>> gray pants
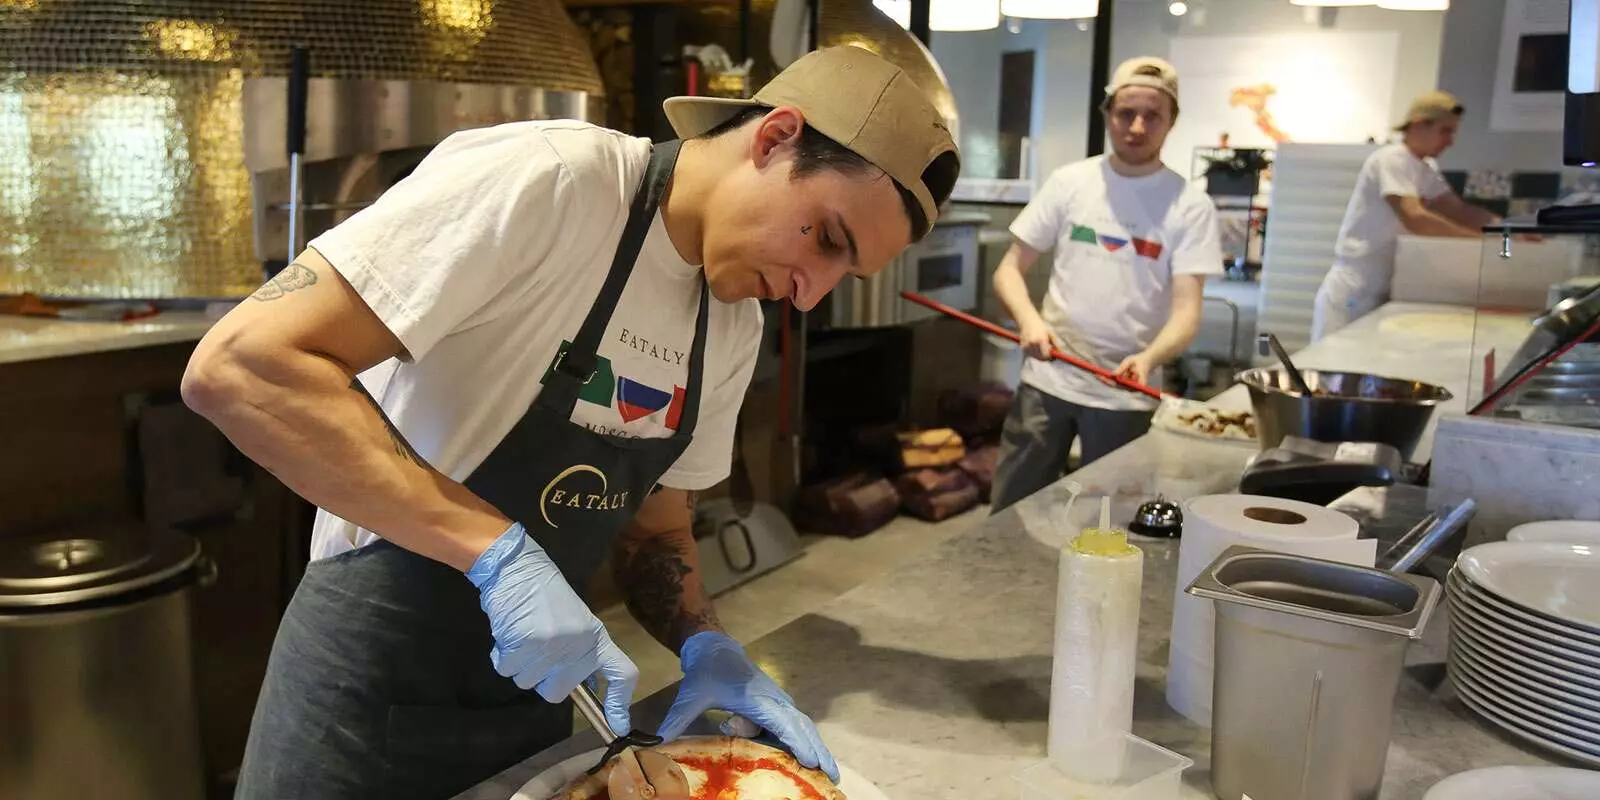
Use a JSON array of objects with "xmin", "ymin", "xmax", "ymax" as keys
[{"xmin": 990, "ymin": 383, "xmax": 1154, "ymax": 513}]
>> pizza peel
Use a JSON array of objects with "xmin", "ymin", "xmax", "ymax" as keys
[
  {"xmin": 898, "ymin": 290, "xmax": 1170, "ymax": 400},
  {"xmin": 511, "ymin": 737, "xmax": 889, "ymax": 800}
]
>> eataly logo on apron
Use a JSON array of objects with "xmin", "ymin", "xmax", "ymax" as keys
[{"xmin": 538, "ymin": 465, "xmax": 630, "ymax": 527}]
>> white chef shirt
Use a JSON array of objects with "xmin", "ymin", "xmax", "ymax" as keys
[
  {"xmin": 1331, "ymin": 143, "xmax": 1453, "ymax": 293},
  {"xmin": 1010, "ymin": 157, "xmax": 1223, "ymax": 411},
  {"xmin": 304, "ymin": 121, "xmax": 763, "ymax": 560}
]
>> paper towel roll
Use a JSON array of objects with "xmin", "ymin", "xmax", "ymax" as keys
[{"xmin": 1164, "ymin": 494, "xmax": 1376, "ymax": 727}]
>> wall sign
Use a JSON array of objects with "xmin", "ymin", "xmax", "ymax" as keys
[{"xmin": 1165, "ymin": 32, "xmax": 1400, "ymax": 171}]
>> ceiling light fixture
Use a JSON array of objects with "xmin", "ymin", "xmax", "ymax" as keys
[
  {"xmin": 1376, "ymin": 0, "xmax": 1449, "ymax": 9},
  {"xmin": 872, "ymin": 0, "xmax": 911, "ymax": 28},
  {"xmin": 1001, "ymin": 0, "xmax": 1099, "ymax": 19},
  {"xmin": 932, "ymin": 0, "xmax": 1002, "ymax": 31},
  {"xmin": 1169, "ymin": 1, "xmax": 1190, "ymax": 16}
]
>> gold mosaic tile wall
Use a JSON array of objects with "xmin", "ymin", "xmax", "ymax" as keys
[{"xmin": 0, "ymin": 0, "xmax": 602, "ymax": 299}]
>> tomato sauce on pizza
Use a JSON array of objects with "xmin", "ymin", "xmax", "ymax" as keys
[
  {"xmin": 553, "ymin": 736, "xmax": 845, "ymax": 800},
  {"xmin": 672, "ymin": 754, "xmax": 831, "ymax": 800}
]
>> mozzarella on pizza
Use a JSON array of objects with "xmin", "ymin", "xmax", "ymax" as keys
[{"xmin": 554, "ymin": 736, "xmax": 846, "ymax": 800}]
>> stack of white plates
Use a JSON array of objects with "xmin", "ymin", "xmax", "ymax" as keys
[
  {"xmin": 1508, "ymin": 520, "xmax": 1600, "ymax": 546},
  {"xmin": 1448, "ymin": 541, "xmax": 1600, "ymax": 766}
]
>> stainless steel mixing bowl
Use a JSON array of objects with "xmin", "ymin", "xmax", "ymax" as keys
[{"xmin": 1235, "ymin": 368, "xmax": 1454, "ymax": 460}]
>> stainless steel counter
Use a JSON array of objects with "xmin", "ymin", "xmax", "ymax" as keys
[{"xmin": 459, "ymin": 302, "xmax": 1560, "ymax": 800}]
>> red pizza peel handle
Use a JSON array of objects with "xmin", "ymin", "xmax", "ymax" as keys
[{"xmin": 898, "ymin": 291, "xmax": 1167, "ymax": 400}]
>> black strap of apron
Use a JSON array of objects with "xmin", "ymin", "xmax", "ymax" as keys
[
  {"xmin": 674, "ymin": 276, "xmax": 711, "ymax": 436},
  {"xmin": 544, "ymin": 139, "xmax": 710, "ymax": 436}
]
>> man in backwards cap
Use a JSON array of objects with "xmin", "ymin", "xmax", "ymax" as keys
[
  {"xmin": 184, "ymin": 45, "xmax": 958, "ymax": 799},
  {"xmin": 1313, "ymin": 90, "xmax": 1500, "ymax": 340},
  {"xmin": 990, "ymin": 57, "xmax": 1222, "ymax": 512}
]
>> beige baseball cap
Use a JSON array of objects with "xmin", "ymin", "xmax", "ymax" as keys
[
  {"xmin": 1105, "ymin": 56, "xmax": 1180, "ymax": 110},
  {"xmin": 1395, "ymin": 90, "xmax": 1464, "ymax": 130},
  {"xmin": 663, "ymin": 45, "xmax": 960, "ymax": 238}
]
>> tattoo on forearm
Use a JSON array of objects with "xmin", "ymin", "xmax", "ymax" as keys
[
  {"xmin": 250, "ymin": 262, "xmax": 318, "ymax": 301},
  {"xmin": 348, "ymin": 378, "xmax": 426, "ymax": 468},
  {"xmin": 614, "ymin": 532, "xmax": 720, "ymax": 652}
]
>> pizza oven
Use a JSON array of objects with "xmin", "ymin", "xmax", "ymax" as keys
[{"xmin": 0, "ymin": 0, "xmax": 603, "ymax": 298}]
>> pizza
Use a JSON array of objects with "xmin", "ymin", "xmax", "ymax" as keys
[{"xmin": 553, "ymin": 736, "xmax": 846, "ymax": 800}]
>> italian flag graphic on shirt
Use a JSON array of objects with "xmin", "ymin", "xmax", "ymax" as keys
[{"xmin": 1068, "ymin": 223, "xmax": 1164, "ymax": 260}]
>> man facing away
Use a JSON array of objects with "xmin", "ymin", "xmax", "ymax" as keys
[{"xmin": 1313, "ymin": 90, "xmax": 1500, "ymax": 340}]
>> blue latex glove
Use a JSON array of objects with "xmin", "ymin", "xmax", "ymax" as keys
[
  {"xmin": 658, "ymin": 631, "xmax": 839, "ymax": 783},
  {"xmin": 466, "ymin": 523, "xmax": 638, "ymax": 735}
]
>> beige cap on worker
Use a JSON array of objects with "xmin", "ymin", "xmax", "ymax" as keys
[
  {"xmin": 1104, "ymin": 56, "xmax": 1180, "ymax": 110},
  {"xmin": 1395, "ymin": 90, "xmax": 1464, "ymax": 130},
  {"xmin": 663, "ymin": 45, "xmax": 960, "ymax": 238}
]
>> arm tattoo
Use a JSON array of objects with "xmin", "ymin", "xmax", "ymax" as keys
[
  {"xmin": 250, "ymin": 261, "xmax": 318, "ymax": 301},
  {"xmin": 348, "ymin": 378, "xmax": 426, "ymax": 468},
  {"xmin": 614, "ymin": 493, "xmax": 719, "ymax": 652}
]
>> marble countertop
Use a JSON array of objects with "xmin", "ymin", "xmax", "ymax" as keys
[
  {"xmin": 0, "ymin": 310, "xmax": 217, "ymax": 366},
  {"xmin": 459, "ymin": 302, "xmax": 1556, "ymax": 800}
]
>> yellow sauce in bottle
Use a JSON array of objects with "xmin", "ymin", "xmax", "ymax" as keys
[{"xmin": 1070, "ymin": 526, "xmax": 1138, "ymax": 557}]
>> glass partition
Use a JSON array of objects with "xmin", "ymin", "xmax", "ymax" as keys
[{"xmin": 1468, "ymin": 222, "xmax": 1600, "ymax": 429}]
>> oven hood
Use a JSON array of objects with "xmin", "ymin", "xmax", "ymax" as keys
[{"xmin": 0, "ymin": 0, "xmax": 604, "ymax": 299}]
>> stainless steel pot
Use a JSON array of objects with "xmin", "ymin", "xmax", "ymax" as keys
[
  {"xmin": 1236, "ymin": 367, "xmax": 1453, "ymax": 461},
  {"xmin": 1188, "ymin": 546, "xmax": 1440, "ymax": 800},
  {"xmin": 0, "ymin": 525, "xmax": 213, "ymax": 800}
]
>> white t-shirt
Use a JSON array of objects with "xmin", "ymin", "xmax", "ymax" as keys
[
  {"xmin": 1010, "ymin": 157, "xmax": 1222, "ymax": 411},
  {"xmin": 1331, "ymin": 143, "xmax": 1452, "ymax": 293},
  {"xmin": 305, "ymin": 121, "xmax": 763, "ymax": 560}
]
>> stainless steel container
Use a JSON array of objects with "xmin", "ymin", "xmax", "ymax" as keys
[
  {"xmin": 1187, "ymin": 546, "xmax": 1439, "ymax": 800},
  {"xmin": 1236, "ymin": 367, "xmax": 1453, "ymax": 460},
  {"xmin": 0, "ymin": 525, "xmax": 212, "ymax": 800}
]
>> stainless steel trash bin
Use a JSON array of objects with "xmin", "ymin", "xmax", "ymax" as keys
[
  {"xmin": 1187, "ymin": 545, "xmax": 1439, "ymax": 800},
  {"xmin": 0, "ymin": 524, "xmax": 213, "ymax": 800}
]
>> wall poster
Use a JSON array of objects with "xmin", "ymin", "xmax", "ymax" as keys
[{"xmin": 1164, "ymin": 32, "xmax": 1400, "ymax": 176}]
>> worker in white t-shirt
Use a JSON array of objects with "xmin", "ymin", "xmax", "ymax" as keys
[
  {"xmin": 181, "ymin": 47, "xmax": 958, "ymax": 798},
  {"xmin": 990, "ymin": 57, "xmax": 1223, "ymax": 512},
  {"xmin": 1312, "ymin": 90, "xmax": 1500, "ymax": 340}
]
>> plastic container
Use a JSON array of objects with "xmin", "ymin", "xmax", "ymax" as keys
[{"xmin": 1016, "ymin": 733, "xmax": 1194, "ymax": 800}]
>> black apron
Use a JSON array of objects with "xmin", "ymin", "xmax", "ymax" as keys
[{"xmin": 235, "ymin": 141, "xmax": 706, "ymax": 800}]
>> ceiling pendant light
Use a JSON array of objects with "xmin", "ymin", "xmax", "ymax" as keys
[
  {"xmin": 932, "ymin": 0, "xmax": 1001, "ymax": 31},
  {"xmin": 1002, "ymin": 0, "xmax": 1100, "ymax": 19},
  {"xmin": 1376, "ymin": 0, "xmax": 1449, "ymax": 9},
  {"xmin": 872, "ymin": 0, "xmax": 912, "ymax": 28}
]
